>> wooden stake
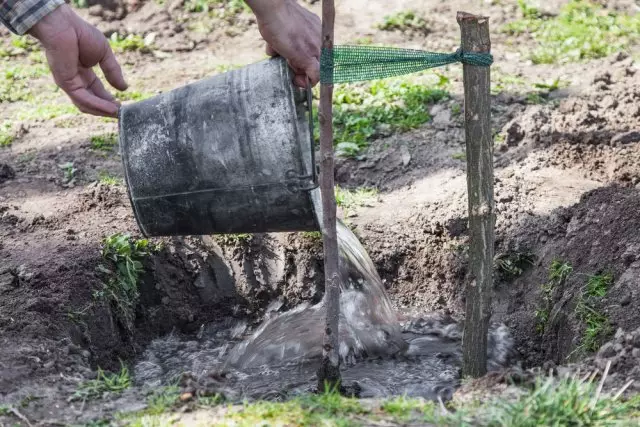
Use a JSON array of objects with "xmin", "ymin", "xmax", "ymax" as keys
[
  {"xmin": 457, "ymin": 11, "xmax": 494, "ymax": 378},
  {"xmin": 317, "ymin": 0, "xmax": 341, "ymax": 390}
]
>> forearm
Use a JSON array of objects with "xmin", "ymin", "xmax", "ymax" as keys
[{"xmin": 0, "ymin": 0, "xmax": 65, "ymax": 35}]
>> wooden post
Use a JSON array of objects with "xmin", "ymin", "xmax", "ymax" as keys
[
  {"xmin": 457, "ymin": 11, "xmax": 494, "ymax": 378},
  {"xmin": 317, "ymin": 0, "xmax": 341, "ymax": 391}
]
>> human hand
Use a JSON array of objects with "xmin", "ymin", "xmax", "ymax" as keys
[
  {"xmin": 247, "ymin": 0, "xmax": 321, "ymax": 87},
  {"xmin": 28, "ymin": 4, "xmax": 127, "ymax": 117}
]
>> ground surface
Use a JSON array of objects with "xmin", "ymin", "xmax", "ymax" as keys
[{"xmin": 1, "ymin": 0, "xmax": 640, "ymax": 425}]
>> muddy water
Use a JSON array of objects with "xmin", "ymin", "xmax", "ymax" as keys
[{"xmin": 135, "ymin": 220, "xmax": 515, "ymax": 401}]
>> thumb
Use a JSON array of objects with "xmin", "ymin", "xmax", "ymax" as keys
[{"xmin": 265, "ymin": 44, "xmax": 278, "ymax": 57}]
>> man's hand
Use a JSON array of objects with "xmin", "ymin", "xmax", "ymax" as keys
[
  {"xmin": 28, "ymin": 4, "xmax": 127, "ymax": 117},
  {"xmin": 246, "ymin": 0, "xmax": 321, "ymax": 88}
]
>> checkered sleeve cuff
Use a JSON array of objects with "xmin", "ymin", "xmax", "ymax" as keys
[{"xmin": 0, "ymin": 0, "xmax": 65, "ymax": 35}]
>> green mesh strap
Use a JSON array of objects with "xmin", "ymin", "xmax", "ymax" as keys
[{"xmin": 320, "ymin": 45, "xmax": 493, "ymax": 84}]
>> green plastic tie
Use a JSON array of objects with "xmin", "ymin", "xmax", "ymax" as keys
[{"xmin": 320, "ymin": 45, "xmax": 493, "ymax": 84}]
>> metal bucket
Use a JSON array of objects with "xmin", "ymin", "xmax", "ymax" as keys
[{"xmin": 118, "ymin": 57, "xmax": 320, "ymax": 237}]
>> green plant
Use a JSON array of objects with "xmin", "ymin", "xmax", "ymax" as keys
[
  {"xmin": 91, "ymin": 133, "xmax": 118, "ymax": 151},
  {"xmin": 0, "ymin": 122, "xmax": 14, "ymax": 147},
  {"xmin": 377, "ymin": 10, "xmax": 429, "ymax": 34},
  {"xmin": 574, "ymin": 272, "xmax": 614, "ymax": 354},
  {"xmin": 536, "ymin": 259, "xmax": 573, "ymax": 333},
  {"xmin": 145, "ymin": 386, "xmax": 180, "ymax": 415},
  {"xmin": 450, "ymin": 102, "xmax": 461, "ymax": 116},
  {"xmin": 71, "ymin": 0, "xmax": 88, "ymax": 7},
  {"xmin": 586, "ymin": 272, "xmax": 613, "ymax": 298},
  {"xmin": 185, "ymin": 0, "xmax": 249, "ymax": 18},
  {"xmin": 98, "ymin": 171, "xmax": 122, "ymax": 186},
  {"xmin": 503, "ymin": 1, "xmax": 640, "ymax": 64},
  {"xmin": 58, "ymin": 162, "xmax": 77, "ymax": 184},
  {"xmin": 334, "ymin": 186, "xmax": 378, "ymax": 216},
  {"xmin": 451, "ymin": 152, "xmax": 466, "ymax": 161},
  {"xmin": 495, "ymin": 251, "xmax": 536, "ymax": 281},
  {"xmin": 71, "ymin": 363, "xmax": 131, "ymax": 402},
  {"xmin": 219, "ymin": 233, "xmax": 253, "ymax": 245},
  {"xmin": 115, "ymin": 90, "xmax": 154, "ymax": 102},
  {"xmin": 320, "ymin": 77, "xmax": 449, "ymax": 156},
  {"xmin": 109, "ymin": 33, "xmax": 151, "ymax": 53},
  {"xmin": 0, "ymin": 405, "xmax": 11, "ymax": 415},
  {"xmin": 381, "ymin": 396, "xmax": 435, "ymax": 422},
  {"xmin": 483, "ymin": 375, "xmax": 639, "ymax": 426},
  {"xmin": 16, "ymin": 102, "xmax": 79, "ymax": 120},
  {"xmin": 97, "ymin": 233, "xmax": 156, "ymax": 332},
  {"xmin": 301, "ymin": 231, "xmax": 322, "ymax": 241}
]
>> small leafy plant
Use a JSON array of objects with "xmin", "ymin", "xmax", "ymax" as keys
[
  {"xmin": 58, "ymin": 162, "xmax": 77, "ymax": 185},
  {"xmin": 70, "ymin": 362, "xmax": 131, "ymax": 402},
  {"xmin": 377, "ymin": 10, "xmax": 429, "ymax": 35},
  {"xmin": 536, "ymin": 259, "xmax": 572, "ymax": 333},
  {"xmin": 91, "ymin": 133, "xmax": 118, "ymax": 151},
  {"xmin": 575, "ymin": 272, "xmax": 614, "ymax": 353},
  {"xmin": 97, "ymin": 233, "xmax": 157, "ymax": 332}
]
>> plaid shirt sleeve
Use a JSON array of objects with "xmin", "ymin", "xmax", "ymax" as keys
[{"xmin": 0, "ymin": 0, "xmax": 65, "ymax": 35}]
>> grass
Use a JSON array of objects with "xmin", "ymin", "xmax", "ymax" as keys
[
  {"xmin": 58, "ymin": 162, "xmax": 77, "ymax": 184},
  {"xmin": 185, "ymin": 0, "xmax": 250, "ymax": 18},
  {"xmin": 575, "ymin": 272, "xmax": 614, "ymax": 354},
  {"xmin": 109, "ymin": 33, "xmax": 151, "ymax": 53},
  {"xmin": 70, "ymin": 363, "xmax": 131, "ymax": 402},
  {"xmin": 451, "ymin": 152, "xmax": 466, "ymax": 161},
  {"xmin": 323, "ymin": 76, "xmax": 449, "ymax": 156},
  {"xmin": 495, "ymin": 251, "xmax": 536, "ymax": 281},
  {"xmin": 114, "ymin": 90, "xmax": 154, "ymax": 102},
  {"xmin": 0, "ymin": 122, "xmax": 13, "ymax": 147},
  {"xmin": 301, "ymin": 231, "xmax": 322, "ymax": 241},
  {"xmin": 98, "ymin": 171, "xmax": 123, "ymax": 186},
  {"xmin": 96, "ymin": 233, "xmax": 156, "ymax": 332},
  {"xmin": 116, "ymin": 378, "xmax": 640, "ymax": 426},
  {"xmin": 502, "ymin": 0, "xmax": 640, "ymax": 64},
  {"xmin": 91, "ymin": 133, "xmax": 119, "ymax": 151},
  {"xmin": 15, "ymin": 102, "xmax": 79, "ymax": 120},
  {"xmin": 536, "ymin": 259, "xmax": 573, "ymax": 333},
  {"xmin": 218, "ymin": 233, "xmax": 253, "ymax": 245},
  {"xmin": 335, "ymin": 186, "xmax": 378, "ymax": 216},
  {"xmin": 376, "ymin": 10, "xmax": 429, "ymax": 34}
]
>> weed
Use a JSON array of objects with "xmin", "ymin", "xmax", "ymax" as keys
[
  {"xmin": 536, "ymin": 259, "xmax": 573, "ymax": 333},
  {"xmin": 67, "ymin": 305, "xmax": 92, "ymax": 327},
  {"xmin": 71, "ymin": 0, "xmax": 88, "ymax": 7},
  {"xmin": 10, "ymin": 36, "xmax": 38, "ymax": 52},
  {"xmin": 185, "ymin": 0, "xmax": 249, "ymax": 18},
  {"xmin": 0, "ymin": 405, "xmax": 10, "ymax": 415},
  {"xmin": 322, "ymin": 77, "xmax": 448, "ymax": 156},
  {"xmin": 115, "ymin": 90, "xmax": 154, "ymax": 102},
  {"xmin": 219, "ymin": 233, "xmax": 253, "ymax": 245},
  {"xmin": 91, "ymin": 133, "xmax": 118, "ymax": 151},
  {"xmin": 58, "ymin": 162, "xmax": 77, "ymax": 184},
  {"xmin": 574, "ymin": 272, "xmax": 614, "ymax": 353},
  {"xmin": 97, "ymin": 233, "xmax": 156, "ymax": 332},
  {"xmin": 451, "ymin": 152, "xmax": 466, "ymax": 161},
  {"xmin": 335, "ymin": 186, "xmax": 378, "ymax": 216},
  {"xmin": 0, "ymin": 122, "xmax": 14, "ymax": 147},
  {"xmin": 16, "ymin": 102, "xmax": 78, "ymax": 120},
  {"xmin": 377, "ymin": 10, "xmax": 429, "ymax": 34},
  {"xmin": 549, "ymin": 259, "xmax": 573, "ymax": 283},
  {"xmin": 98, "ymin": 171, "xmax": 123, "ymax": 186},
  {"xmin": 586, "ymin": 272, "xmax": 613, "ymax": 298},
  {"xmin": 71, "ymin": 363, "xmax": 131, "ymax": 402},
  {"xmin": 109, "ymin": 33, "xmax": 151, "ymax": 53},
  {"xmin": 196, "ymin": 394, "xmax": 224, "ymax": 407},
  {"xmin": 495, "ymin": 251, "xmax": 536, "ymax": 281},
  {"xmin": 145, "ymin": 386, "xmax": 180, "ymax": 415},
  {"xmin": 503, "ymin": 0, "xmax": 640, "ymax": 64},
  {"xmin": 450, "ymin": 102, "xmax": 461, "ymax": 116},
  {"xmin": 301, "ymin": 231, "xmax": 322, "ymax": 241},
  {"xmin": 482, "ymin": 375, "xmax": 639, "ymax": 426},
  {"xmin": 353, "ymin": 36, "xmax": 373, "ymax": 45},
  {"xmin": 381, "ymin": 396, "xmax": 435, "ymax": 422}
]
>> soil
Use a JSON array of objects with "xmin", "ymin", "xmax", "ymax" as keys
[{"xmin": 1, "ymin": 0, "xmax": 640, "ymax": 425}]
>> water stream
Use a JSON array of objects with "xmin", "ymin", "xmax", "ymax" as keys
[{"xmin": 135, "ymin": 217, "xmax": 515, "ymax": 401}]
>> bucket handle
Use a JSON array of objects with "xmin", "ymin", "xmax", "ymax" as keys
[{"xmin": 285, "ymin": 78, "xmax": 319, "ymax": 193}]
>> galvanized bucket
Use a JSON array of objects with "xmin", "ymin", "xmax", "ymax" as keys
[{"xmin": 118, "ymin": 57, "xmax": 320, "ymax": 237}]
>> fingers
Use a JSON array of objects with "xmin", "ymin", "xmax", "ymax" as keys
[
  {"xmin": 305, "ymin": 58, "xmax": 320, "ymax": 86},
  {"xmin": 99, "ymin": 40, "xmax": 128, "ymax": 91},
  {"xmin": 66, "ymin": 82, "xmax": 119, "ymax": 117},
  {"xmin": 265, "ymin": 44, "xmax": 278, "ymax": 57}
]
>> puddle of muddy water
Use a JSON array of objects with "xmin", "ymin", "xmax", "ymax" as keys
[{"xmin": 135, "ymin": 220, "xmax": 516, "ymax": 401}]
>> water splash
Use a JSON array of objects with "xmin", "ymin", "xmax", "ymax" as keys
[{"xmin": 134, "ymin": 218, "xmax": 516, "ymax": 401}]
